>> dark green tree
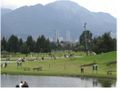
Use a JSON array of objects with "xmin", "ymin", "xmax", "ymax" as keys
[
  {"xmin": 101, "ymin": 32, "xmax": 115, "ymax": 52},
  {"xmin": 35, "ymin": 36, "xmax": 42, "ymax": 52},
  {"xmin": 7, "ymin": 35, "xmax": 19, "ymax": 52},
  {"xmin": 40, "ymin": 35, "xmax": 46, "ymax": 52},
  {"xmin": 50, "ymin": 42, "xmax": 57, "ymax": 50},
  {"xmin": 18, "ymin": 38, "xmax": 23, "ymax": 52},
  {"xmin": 44, "ymin": 38, "xmax": 51, "ymax": 52},
  {"xmin": 79, "ymin": 30, "xmax": 93, "ymax": 55},
  {"xmin": 1, "ymin": 37, "xmax": 7, "ymax": 51},
  {"xmin": 35, "ymin": 35, "xmax": 51, "ymax": 53},
  {"xmin": 26, "ymin": 36, "xmax": 34, "ymax": 52},
  {"xmin": 92, "ymin": 32, "xmax": 116, "ymax": 53},
  {"xmin": 20, "ymin": 43, "xmax": 29, "ymax": 54}
]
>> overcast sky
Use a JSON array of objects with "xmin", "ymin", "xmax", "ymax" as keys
[{"xmin": 1, "ymin": 0, "xmax": 119, "ymax": 17}]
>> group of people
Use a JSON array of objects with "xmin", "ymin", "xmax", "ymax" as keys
[
  {"xmin": 16, "ymin": 81, "xmax": 29, "ymax": 87},
  {"xmin": 16, "ymin": 58, "xmax": 25, "ymax": 67},
  {"xmin": 80, "ymin": 63, "xmax": 98, "ymax": 74},
  {"xmin": 1, "ymin": 62, "xmax": 7, "ymax": 68},
  {"xmin": 92, "ymin": 63, "xmax": 98, "ymax": 71}
]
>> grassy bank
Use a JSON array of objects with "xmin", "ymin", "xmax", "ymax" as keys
[{"xmin": 1, "ymin": 51, "xmax": 117, "ymax": 79}]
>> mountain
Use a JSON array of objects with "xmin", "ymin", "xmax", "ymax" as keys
[
  {"xmin": 1, "ymin": 8, "xmax": 12, "ymax": 15},
  {"xmin": 1, "ymin": 1, "xmax": 116, "ymax": 41}
]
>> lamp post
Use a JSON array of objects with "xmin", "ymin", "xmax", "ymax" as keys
[{"xmin": 84, "ymin": 23, "xmax": 88, "ymax": 55}]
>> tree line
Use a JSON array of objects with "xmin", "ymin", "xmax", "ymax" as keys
[
  {"xmin": 78, "ymin": 31, "xmax": 116, "ymax": 54},
  {"xmin": 1, "ymin": 35, "xmax": 51, "ymax": 53},
  {"xmin": 1, "ymin": 31, "xmax": 116, "ymax": 54}
]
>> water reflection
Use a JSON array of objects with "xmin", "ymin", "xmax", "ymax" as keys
[
  {"xmin": 98, "ymin": 78, "xmax": 115, "ymax": 87},
  {"xmin": 1, "ymin": 74, "xmax": 116, "ymax": 87},
  {"xmin": 92, "ymin": 79, "xmax": 98, "ymax": 87}
]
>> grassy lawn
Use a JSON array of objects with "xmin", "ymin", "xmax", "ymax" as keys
[{"xmin": 1, "ymin": 51, "xmax": 117, "ymax": 79}]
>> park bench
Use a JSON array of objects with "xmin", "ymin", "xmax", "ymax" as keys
[
  {"xmin": 81, "ymin": 63, "xmax": 95, "ymax": 67},
  {"xmin": 107, "ymin": 70, "xmax": 116, "ymax": 75},
  {"xmin": 32, "ymin": 67, "xmax": 42, "ymax": 71},
  {"xmin": 23, "ymin": 67, "xmax": 30, "ymax": 71}
]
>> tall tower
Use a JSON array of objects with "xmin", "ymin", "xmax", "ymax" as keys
[
  {"xmin": 83, "ymin": 22, "xmax": 88, "ymax": 55},
  {"xmin": 66, "ymin": 31, "xmax": 71, "ymax": 42},
  {"xmin": 55, "ymin": 30, "xmax": 59, "ymax": 42}
]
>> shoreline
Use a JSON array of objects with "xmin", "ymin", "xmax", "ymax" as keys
[{"xmin": 1, "ymin": 72, "xmax": 116, "ymax": 80}]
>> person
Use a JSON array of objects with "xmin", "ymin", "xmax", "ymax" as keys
[
  {"xmin": 95, "ymin": 64, "xmax": 98, "ymax": 71},
  {"xmin": 16, "ymin": 59, "xmax": 19, "ymax": 67},
  {"xmin": 16, "ymin": 81, "xmax": 29, "ymax": 88},
  {"xmin": 22, "ymin": 81, "xmax": 29, "ymax": 87},
  {"xmin": 93, "ymin": 63, "xmax": 98, "ymax": 71},
  {"xmin": 2, "ymin": 62, "xmax": 7, "ymax": 68},
  {"xmin": 4, "ymin": 62, "xmax": 7, "ymax": 68},
  {"xmin": 80, "ymin": 66, "xmax": 84, "ymax": 74},
  {"xmin": 22, "ymin": 57, "xmax": 25, "ymax": 62},
  {"xmin": 16, "ymin": 58, "xmax": 22, "ymax": 67},
  {"xmin": 19, "ymin": 81, "xmax": 24, "ymax": 88},
  {"xmin": 42, "ymin": 57, "xmax": 44, "ymax": 60}
]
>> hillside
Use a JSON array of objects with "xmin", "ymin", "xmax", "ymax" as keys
[{"xmin": 1, "ymin": 1, "xmax": 116, "ymax": 40}]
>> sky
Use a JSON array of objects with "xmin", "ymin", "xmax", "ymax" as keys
[{"xmin": 1, "ymin": 0, "xmax": 119, "ymax": 18}]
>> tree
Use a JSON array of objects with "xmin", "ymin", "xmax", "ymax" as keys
[
  {"xmin": 1, "ymin": 37, "xmax": 7, "ymax": 51},
  {"xmin": 44, "ymin": 38, "xmax": 51, "ymax": 52},
  {"xmin": 102, "ymin": 32, "xmax": 115, "ymax": 52},
  {"xmin": 92, "ymin": 32, "xmax": 116, "ymax": 53},
  {"xmin": 26, "ymin": 36, "xmax": 34, "ymax": 52},
  {"xmin": 7, "ymin": 35, "xmax": 19, "ymax": 52},
  {"xmin": 79, "ymin": 30, "xmax": 93, "ymax": 55},
  {"xmin": 18, "ymin": 38, "xmax": 23, "ymax": 52},
  {"xmin": 50, "ymin": 42, "xmax": 57, "ymax": 50},
  {"xmin": 35, "ymin": 36, "xmax": 42, "ymax": 52},
  {"xmin": 40, "ymin": 35, "xmax": 46, "ymax": 52},
  {"xmin": 20, "ymin": 43, "xmax": 29, "ymax": 54},
  {"xmin": 35, "ymin": 35, "xmax": 51, "ymax": 53},
  {"xmin": 112, "ymin": 38, "xmax": 116, "ymax": 51}
]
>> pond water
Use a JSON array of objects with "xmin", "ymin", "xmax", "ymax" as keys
[{"xmin": 1, "ymin": 74, "xmax": 116, "ymax": 87}]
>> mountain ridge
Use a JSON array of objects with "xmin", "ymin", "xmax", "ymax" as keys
[{"xmin": 1, "ymin": 1, "xmax": 116, "ymax": 41}]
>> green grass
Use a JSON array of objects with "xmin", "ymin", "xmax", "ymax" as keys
[{"xmin": 1, "ymin": 51, "xmax": 116, "ymax": 79}]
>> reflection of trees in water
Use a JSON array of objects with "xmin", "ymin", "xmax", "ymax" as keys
[
  {"xmin": 80, "ymin": 77, "xmax": 115, "ymax": 87},
  {"xmin": 98, "ymin": 79, "xmax": 115, "ymax": 87}
]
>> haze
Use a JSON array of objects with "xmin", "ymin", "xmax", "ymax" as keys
[{"xmin": 1, "ymin": 0, "xmax": 119, "ymax": 18}]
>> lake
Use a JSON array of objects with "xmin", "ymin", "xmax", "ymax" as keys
[{"xmin": 1, "ymin": 74, "xmax": 116, "ymax": 87}]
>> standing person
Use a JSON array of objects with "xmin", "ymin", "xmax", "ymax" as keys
[
  {"xmin": 92, "ymin": 64, "xmax": 95, "ymax": 71},
  {"xmin": 80, "ymin": 66, "xmax": 84, "ymax": 74},
  {"xmin": 4, "ymin": 62, "xmax": 7, "ymax": 68},
  {"xmin": 19, "ymin": 58, "xmax": 22, "ymax": 67},
  {"xmin": 22, "ymin": 57, "xmax": 25, "ymax": 62},
  {"xmin": 16, "ymin": 58, "xmax": 22, "ymax": 67},
  {"xmin": 92, "ymin": 63, "xmax": 98, "ymax": 72},
  {"xmin": 16, "ymin": 58, "xmax": 19, "ymax": 67},
  {"xmin": 42, "ymin": 57, "xmax": 44, "ymax": 60},
  {"xmin": 95, "ymin": 64, "xmax": 98, "ymax": 71},
  {"xmin": 16, "ymin": 58, "xmax": 20, "ymax": 67}
]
